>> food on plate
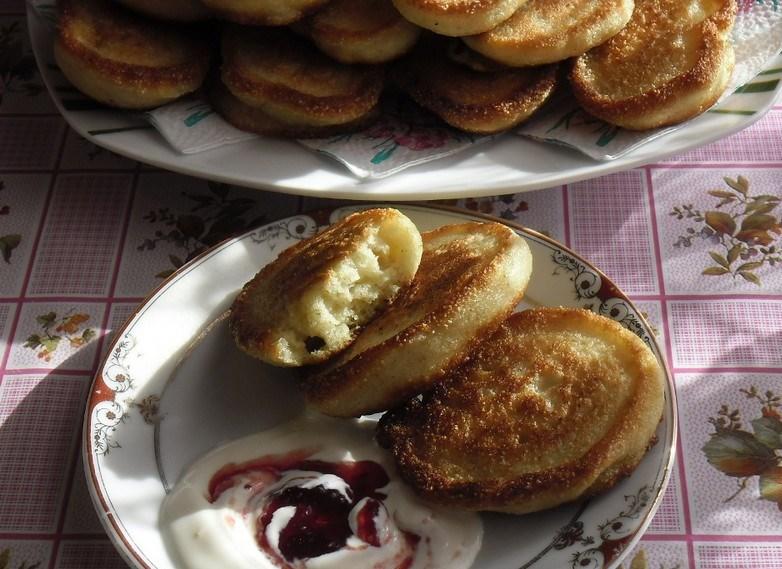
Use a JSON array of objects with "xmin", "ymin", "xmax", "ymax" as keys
[
  {"xmin": 54, "ymin": 0, "xmax": 210, "ymax": 109},
  {"xmin": 463, "ymin": 0, "xmax": 635, "ymax": 67},
  {"xmin": 303, "ymin": 221, "xmax": 533, "ymax": 417},
  {"xmin": 200, "ymin": 0, "xmax": 330, "ymax": 25},
  {"xmin": 391, "ymin": 0, "xmax": 529, "ymax": 36},
  {"xmin": 297, "ymin": 0, "xmax": 422, "ymax": 64},
  {"xmin": 220, "ymin": 26, "xmax": 385, "ymax": 129},
  {"xmin": 229, "ymin": 208, "xmax": 423, "ymax": 367},
  {"xmin": 114, "ymin": 0, "xmax": 211, "ymax": 21},
  {"xmin": 377, "ymin": 307, "xmax": 665, "ymax": 513},
  {"xmin": 393, "ymin": 39, "xmax": 558, "ymax": 134},
  {"xmin": 160, "ymin": 415, "xmax": 482, "ymax": 569},
  {"xmin": 569, "ymin": 0, "xmax": 737, "ymax": 130},
  {"xmin": 209, "ymin": 80, "xmax": 380, "ymax": 137}
]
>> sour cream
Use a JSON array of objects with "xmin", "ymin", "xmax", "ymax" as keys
[{"xmin": 160, "ymin": 414, "xmax": 482, "ymax": 569}]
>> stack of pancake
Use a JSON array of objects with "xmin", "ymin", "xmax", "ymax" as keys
[
  {"xmin": 55, "ymin": 0, "xmax": 737, "ymax": 137},
  {"xmin": 229, "ymin": 207, "xmax": 667, "ymax": 515}
]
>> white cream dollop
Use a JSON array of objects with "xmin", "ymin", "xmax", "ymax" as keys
[{"xmin": 160, "ymin": 415, "xmax": 482, "ymax": 569}]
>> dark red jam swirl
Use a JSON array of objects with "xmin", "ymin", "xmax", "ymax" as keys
[{"xmin": 207, "ymin": 452, "xmax": 393, "ymax": 565}]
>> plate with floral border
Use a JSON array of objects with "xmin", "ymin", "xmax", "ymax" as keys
[
  {"xmin": 83, "ymin": 204, "xmax": 676, "ymax": 569},
  {"xmin": 27, "ymin": 1, "xmax": 782, "ymax": 200}
]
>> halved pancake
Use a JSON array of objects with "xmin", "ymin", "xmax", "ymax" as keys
[
  {"xmin": 377, "ymin": 307, "xmax": 666, "ymax": 513},
  {"xmin": 299, "ymin": 0, "xmax": 421, "ymax": 64},
  {"xmin": 209, "ymin": 79, "xmax": 380, "ymax": 137},
  {"xmin": 391, "ymin": 0, "xmax": 529, "ymax": 36},
  {"xmin": 464, "ymin": 0, "xmax": 635, "ymax": 67},
  {"xmin": 114, "ymin": 0, "xmax": 211, "ymax": 21},
  {"xmin": 221, "ymin": 26, "xmax": 385, "ymax": 127},
  {"xmin": 55, "ymin": 0, "xmax": 210, "ymax": 109},
  {"xmin": 230, "ymin": 208, "xmax": 423, "ymax": 367},
  {"xmin": 569, "ymin": 0, "xmax": 736, "ymax": 130},
  {"xmin": 303, "ymin": 222, "xmax": 533, "ymax": 417},
  {"xmin": 200, "ymin": 0, "xmax": 329, "ymax": 25},
  {"xmin": 393, "ymin": 40, "xmax": 558, "ymax": 133}
]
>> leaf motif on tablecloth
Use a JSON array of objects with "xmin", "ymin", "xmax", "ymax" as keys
[
  {"xmin": 22, "ymin": 310, "xmax": 95, "ymax": 362},
  {"xmin": 0, "ymin": 548, "xmax": 41, "ymax": 569},
  {"xmin": 0, "ymin": 181, "xmax": 21, "ymax": 264},
  {"xmin": 703, "ymin": 386, "xmax": 782, "ymax": 509},
  {"xmin": 670, "ymin": 176, "xmax": 782, "ymax": 286},
  {"xmin": 0, "ymin": 21, "xmax": 45, "ymax": 108},
  {"xmin": 137, "ymin": 182, "xmax": 267, "ymax": 278}
]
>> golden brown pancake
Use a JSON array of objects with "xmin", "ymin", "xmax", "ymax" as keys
[
  {"xmin": 230, "ymin": 208, "xmax": 423, "ymax": 367},
  {"xmin": 221, "ymin": 26, "xmax": 385, "ymax": 127},
  {"xmin": 114, "ymin": 0, "xmax": 211, "ymax": 21},
  {"xmin": 298, "ymin": 0, "xmax": 421, "ymax": 64},
  {"xmin": 569, "ymin": 0, "xmax": 736, "ymax": 130},
  {"xmin": 303, "ymin": 221, "xmax": 533, "ymax": 417},
  {"xmin": 55, "ymin": 0, "xmax": 210, "ymax": 109},
  {"xmin": 377, "ymin": 307, "xmax": 666, "ymax": 513},
  {"xmin": 391, "ymin": 0, "xmax": 529, "ymax": 36},
  {"xmin": 200, "ymin": 0, "xmax": 329, "ymax": 25},
  {"xmin": 393, "ymin": 39, "xmax": 558, "ymax": 134},
  {"xmin": 464, "ymin": 0, "xmax": 635, "ymax": 67},
  {"xmin": 209, "ymin": 80, "xmax": 380, "ymax": 138}
]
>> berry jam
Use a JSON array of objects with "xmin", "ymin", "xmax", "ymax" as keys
[{"xmin": 208, "ymin": 454, "xmax": 394, "ymax": 565}]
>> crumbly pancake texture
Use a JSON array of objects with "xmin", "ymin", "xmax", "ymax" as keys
[
  {"xmin": 201, "ymin": 0, "xmax": 329, "ymax": 25},
  {"xmin": 377, "ymin": 307, "xmax": 666, "ymax": 513},
  {"xmin": 394, "ymin": 40, "xmax": 558, "ymax": 133},
  {"xmin": 392, "ymin": 0, "xmax": 529, "ymax": 36},
  {"xmin": 229, "ymin": 208, "xmax": 423, "ymax": 367},
  {"xmin": 209, "ymin": 80, "xmax": 380, "ymax": 138},
  {"xmin": 299, "ymin": 0, "xmax": 422, "ymax": 64},
  {"xmin": 303, "ymin": 222, "xmax": 533, "ymax": 417},
  {"xmin": 464, "ymin": 0, "xmax": 635, "ymax": 67},
  {"xmin": 114, "ymin": 0, "xmax": 211, "ymax": 21},
  {"xmin": 570, "ymin": 0, "xmax": 737, "ymax": 130},
  {"xmin": 221, "ymin": 27, "xmax": 385, "ymax": 127},
  {"xmin": 55, "ymin": 0, "xmax": 210, "ymax": 109}
]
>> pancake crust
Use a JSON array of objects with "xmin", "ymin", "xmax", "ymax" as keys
[
  {"xmin": 299, "ymin": 0, "xmax": 422, "ymax": 64},
  {"xmin": 221, "ymin": 27, "xmax": 385, "ymax": 127},
  {"xmin": 391, "ymin": 0, "xmax": 529, "ymax": 36},
  {"xmin": 569, "ymin": 0, "xmax": 737, "ymax": 130},
  {"xmin": 230, "ymin": 208, "xmax": 423, "ymax": 367},
  {"xmin": 55, "ymin": 0, "xmax": 210, "ymax": 109},
  {"xmin": 209, "ymin": 80, "xmax": 380, "ymax": 138},
  {"xmin": 303, "ymin": 221, "xmax": 533, "ymax": 417},
  {"xmin": 200, "ymin": 0, "xmax": 329, "ymax": 25},
  {"xmin": 393, "ymin": 40, "xmax": 558, "ymax": 134},
  {"xmin": 377, "ymin": 307, "xmax": 666, "ymax": 513},
  {"xmin": 114, "ymin": 0, "xmax": 211, "ymax": 21},
  {"xmin": 464, "ymin": 0, "xmax": 635, "ymax": 66}
]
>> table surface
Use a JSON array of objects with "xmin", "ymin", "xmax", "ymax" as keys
[{"xmin": 2, "ymin": 3, "xmax": 782, "ymax": 569}]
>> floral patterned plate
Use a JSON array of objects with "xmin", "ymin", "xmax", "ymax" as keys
[{"xmin": 84, "ymin": 205, "xmax": 676, "ymax": 569}]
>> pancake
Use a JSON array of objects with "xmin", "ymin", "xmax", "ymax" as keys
[
  {"xmin": 377, "ymin": 307, "xmax": 666, "ymax": 513},
  {"xmin": 464, "ymin": 0, "xmax": 635, "ymax": 67},
  {"xmin": 303, "ymin": 221, "xmax": 533, "ymax": 417},
  {"xmin": 299, "ymin": 0, "xmax": 421, "ymax": 64},
  {"xmin": 209, "ymin": 79, "xmax": 380, "ymax": 137},
  {"xmin": 200, "ymin": 0, "xmax": 329, "ymax": 25},
  {"xmin": 114, "ymin": 0, "xmax": 211, "ymax": 21},
  {"xmin": 221, "ymin": 26, "xmax": 385, "ymax": 127},
  {"xmin": 391, "ymin": 0, "xmax": 529, "ymax": 36},
  {"xmin": 55, "ymin": 0, "xmax": 210, "ymax": 109},
  {"xmin": 229, "ymin": 208, "xmax": 423, "ymax": 367},
  {"xmin": 393, "ymin": 39, "xmax": 558, "ymax": 133},
  {"xmin": 569, "ymin": 0, "xmax": 736, "ymax": 130}
]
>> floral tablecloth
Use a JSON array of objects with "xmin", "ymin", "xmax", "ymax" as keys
[{"xmin": 2, "ymin": 2, "xmax": 782, "ymax": 569}]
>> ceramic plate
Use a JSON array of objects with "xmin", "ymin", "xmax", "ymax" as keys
[
  {"xmin": 83, "ymin": 205, "xmax": 676, "ymax": 569},
  {"xmin": 27, "ymin": 5, "xmax": 782, "ymax": 200}
]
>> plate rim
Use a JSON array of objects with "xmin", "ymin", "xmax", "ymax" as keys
[
  {"xmin": 26, "ymin": 4, "xmax": 782, "ymax": 200},
  {"xmin": 81, "ymin": 203, "xmax": 678, "ymax": 569}
]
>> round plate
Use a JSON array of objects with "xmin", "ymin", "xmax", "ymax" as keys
[
  {"xmin": 27, "ymin": 5, "xmax": 782, "ymax": 200},
  {"xmin": 84, "ymin": 205, "xmax": 676, "ymax": 569}
]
